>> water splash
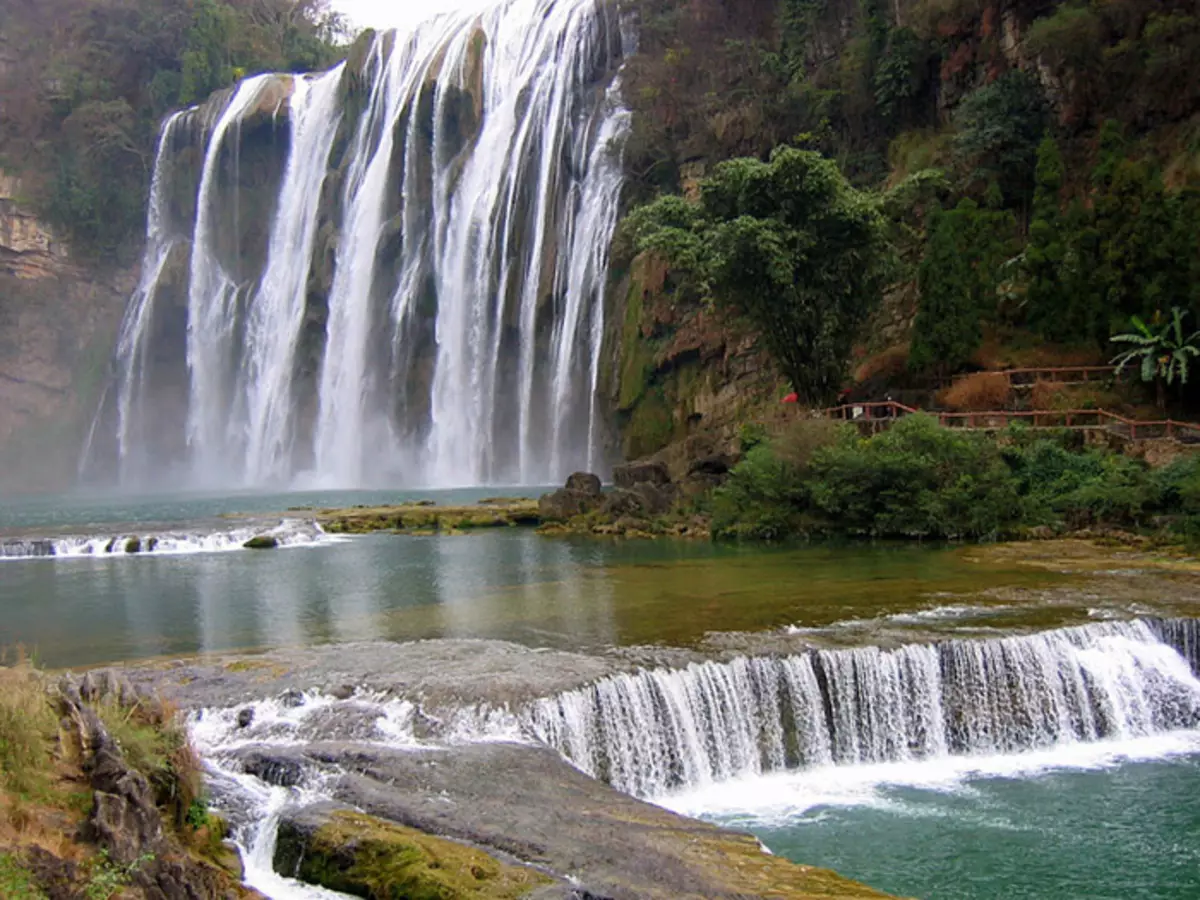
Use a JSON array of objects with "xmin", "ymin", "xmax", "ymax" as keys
[{"xmin": 527, "ymin": 621, "xmax": 1200, "ymax": 798}]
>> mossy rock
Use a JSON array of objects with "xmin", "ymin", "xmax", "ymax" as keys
[
  {"xmin": 243, "ymin": 536, "xmax": 280, "ymax": 550},
  {"xmin": 289, "ymin": 811, "xmax": 550, "ymax": 899}
]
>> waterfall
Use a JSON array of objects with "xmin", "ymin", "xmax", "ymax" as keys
[
  {"xmin": 242, "ymin": 68, "xmax": 345, "ymax": 484},
  {"xmin": 93, "ymin": 0, "xmax": 628, "ymax": 491},
  {"xmin": 106, "ymin": 111, "xmax": 185, "ymax": 480},
  {"xmin": 185, "ymin": 75, "xmax": 275, "ymax": 481},
  {"xmin": 527, "ymin": 620, "xmax": 1200, "ymax": 798}
]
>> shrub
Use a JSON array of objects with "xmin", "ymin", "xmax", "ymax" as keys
[
  {"xmin": 807, "ymin": 414, "xmax": 1023, "ymax": 539},
  {"xmin": 938, "ymin": 372, "xmax": 1013, "ymax": 411}
]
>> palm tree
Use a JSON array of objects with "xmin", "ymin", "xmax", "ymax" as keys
[{"xmin": 1110, "ymin": 307, "xmax": 1200, "ymax": 410}]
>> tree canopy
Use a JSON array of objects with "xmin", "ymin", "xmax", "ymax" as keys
[
  {"xmin": 0, "ymin": 0, "xmax": 349, "ymax": 260},
  {"xmin": 622, "ymin": 147, "xmax": 890, "ymax": 404}
]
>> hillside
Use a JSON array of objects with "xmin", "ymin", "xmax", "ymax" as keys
[
  {"xmin": 0, "ymin": 0, "xmax": 1198, "ymax": 488},
  {"xmin": 611, "ymin": 0, "xmax": 1200, "ymax": 470}
]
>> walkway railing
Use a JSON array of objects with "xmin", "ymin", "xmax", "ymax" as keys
[
  {"xmin": 821, "ymin": 401, "xmax": 1200, "ymax": 442},
  {"xmin": 949, "ymin": 366, "xmax": 1121, "ymax": 388}
]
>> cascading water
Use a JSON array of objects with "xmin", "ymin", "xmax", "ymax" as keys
[
  {"xmin": 90, "ymin": 0, "xmax": 629, "ymax": 490},
  {"xmin": 527, "ymin": 620, "xmax": 1200, "ymax": 798}
]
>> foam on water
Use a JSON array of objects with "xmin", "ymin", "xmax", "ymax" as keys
[
  {"xmin": 0, "ymin": 519, "xmax": 337, "ymax": 561},
  {"xmin": 661, "ymin": 730, "xmax": 1200, "ymax": 825}
]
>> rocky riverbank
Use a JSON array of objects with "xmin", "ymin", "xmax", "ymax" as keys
[{"xmin": 108, "ymin": 640, "xmax": 895, "ymax": 900}]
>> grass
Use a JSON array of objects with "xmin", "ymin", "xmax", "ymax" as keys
[
  {"xmin": 0, "ymin": 853, "xmax": 45, "ymax": 900},
  {"xmin": 0, "ymin": 663, "xmax": 58, "ymax": 799},
  {"xmin": 94, "ymin": 697, "xmax": 201, "ymax": 829}
]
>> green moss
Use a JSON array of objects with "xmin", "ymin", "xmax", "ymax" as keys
[
  {"xmin": 317, "ymin": 501, "xmax": 541, "ymax": 535},
  {"xmin": 617, "ymin": 258, "xmax": 658, "ymax": 412},
  {"xmin": 622, "ymin": 385, "xmax": 675, "ymax": 460},
  {"xmin": 243, "ymin": 536, "xmax": 280, "ymax": 550},
  {"xmin": 300, "ymin": 812, "xmax": 549, "ymax": 899}
]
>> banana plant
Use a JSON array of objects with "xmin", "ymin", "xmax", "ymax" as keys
[{"xmin": 1111, "ymin": 307, "xmax": 1200, "ymax": 409}]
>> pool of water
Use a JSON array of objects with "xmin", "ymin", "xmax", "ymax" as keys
[{"xmin": 680, "ymin": 739, "xmax": 1200, "ymax": 899}]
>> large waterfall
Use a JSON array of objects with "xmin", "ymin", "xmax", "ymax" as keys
[
  {"xmin": 527, "ymin": 620, "xmax": 1200, "ymax": 798},
  {"xmin": 86, "ymin": 0, "xmax": 629, "ymax": 489}
]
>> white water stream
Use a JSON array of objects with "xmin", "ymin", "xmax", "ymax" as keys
[
  {"xmin": 94, "ymin": 0, "xmax": 629, "ymax": 491},
  {"xmin": 185, "ymin": 619, "xmax": 1200, "ymax": 896}
]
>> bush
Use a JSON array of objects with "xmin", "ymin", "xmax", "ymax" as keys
[
  {"xmin": 714, "ymin": 415, "xmax": 1183, "ymax": 542},
  {"xmin": 807, "ymin": 414, "xmax": 1023, "ymax": 539},
  {"xmin": 938, "ymin": 372, "xmax": 1012, "ymax": 411}
]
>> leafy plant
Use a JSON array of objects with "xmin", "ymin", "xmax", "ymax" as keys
[
  {"xmin": 1110, "ymin": 307, "xmax": 1200, "ymax": 408},
  {"xmin": 623, "ymin": 147, "xmax": 891, "ymax": 404},
  {"xmin": 86, "ymin": 850, "xmax": 154, "ymax": 900}
]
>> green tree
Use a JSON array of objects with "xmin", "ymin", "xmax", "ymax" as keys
[
  {"xmin": 909, "ymin": 198, "xmax": 1017, "ymax": 377},
  {"xmin": 954, "ymin": 70, "xmax": 1050, "ymax": 211},
  {"xmin": 909, "ymin": 207, "xmax": 978, "ymax": 377},
  {"xmin": 624, "ymin": 146, "xmax": 890, "ymax": 404},
  {"xmin": 1110, "ymin": 307, "xmax": 1200, "ymax": 409}
]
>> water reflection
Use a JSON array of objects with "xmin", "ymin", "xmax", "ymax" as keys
[{"xmin": 0, "ymin": 532, "xmax": 1086, "ymax": 669}]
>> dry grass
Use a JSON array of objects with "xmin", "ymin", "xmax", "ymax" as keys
[
  {"xmin": 938, "ymin": 372, "xmax": 1013, "ymax": 411},
  {"xmin": 853, "ymin": 343, "xmax": 910, "ymax": 385},
  {"xmin": 1029, "ymin": 381, "xmax": 1135, "ymax": 414},
  {"xmin": 0, "ymin": 663, "xmax": 58, "ymax": 799},
  {"xmin": 971, "ymin": 332, "xmax": 1105, "ymax": 371}
]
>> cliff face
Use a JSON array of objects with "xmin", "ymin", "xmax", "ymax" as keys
[{"xmin": 0, "ymin": 173, "xmax": 132, "ymax": 492}]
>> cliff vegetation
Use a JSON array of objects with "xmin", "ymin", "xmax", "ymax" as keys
[
  {"xmin": 0, "ymin": 0, "xmax": 348, "ymax": 262},
  {"xmin": 613, "ymin": 0, "xmax": 1200, "ymax": 466}
]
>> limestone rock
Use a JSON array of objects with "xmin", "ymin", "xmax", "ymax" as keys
[
  {"xmin": 613, "ymin": 460, "xmax": 671, "ymax": 489},
  {"xmin": 539, "ymin": 488, "xmax": 600, "ymax": 522},
  {"xmin": 565, "ymin": 471, "xmax": 603, "ymax": 497},
  {"xmin": 601, "ymin": 488, "xmax": 649, "ymax": 518},
  {"xmin": 631, "ymin": 481, "xmax": 676, "ymax": 515}
]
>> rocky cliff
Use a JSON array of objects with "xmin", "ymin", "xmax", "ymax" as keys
[{"xmin": 0, "ymin": 173, "xmax": 132, "ymax": 492}]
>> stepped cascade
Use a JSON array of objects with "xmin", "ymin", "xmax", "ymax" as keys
[
  {"xmin": 84, "ymin": 0, "xmax": 630, "ymax": 489},
  {"xmin": 527, "ymin": 620, "xmax": 1200, "ymax": 798}
]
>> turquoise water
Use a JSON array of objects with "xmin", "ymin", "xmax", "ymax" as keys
[
  {"xmin": 716, "ymin": 750, "xmax": 1200, "ymax": 899},
  {"xmin": 0, "ymin": 486, "xmax": 541, "ymax": 532},
  {"xmin": 5, "ymin": 490, "xmax": 1200, "ymax": 900}
]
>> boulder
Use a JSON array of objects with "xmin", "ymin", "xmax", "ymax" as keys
[
  {"xmin": 538, "ymin": 489, "xmax": 600, "ymax": 522},
  {"xmin": 613, "ymin": 461, "xmax": 671, "ymax": 489},
  {"xmin": 601, "ymin": 489, "xmax": 649, "ymax": 518},
  {"xmin": 244, "ymin": 535, "xmax": 279, "ymax": 550},
  {"xmin": 565, "ymin": 472, "xmax": 602, "ymax": 497},
  {"xmin": 632, "ymin": 481, "xmax": 676, "ymax": 515}
]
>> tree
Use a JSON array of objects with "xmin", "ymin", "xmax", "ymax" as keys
[
  {"xmin": 624, "ymin": 146, "xmax": 890, "ymax": 404},
  {"xmin": 1110, "ymin": 308, "xmax": 1200, "ymax": 409},
  {"xmin": 909, "ymin": 207, "xmax": 978, "ymax": 377},
  {"xmin": 909, "ymin": 198, "xmax": 1017, "ymax": 377},
  {"xmin": 954, "ymin": 70, "xmax": 1050, "ymax": 211}
]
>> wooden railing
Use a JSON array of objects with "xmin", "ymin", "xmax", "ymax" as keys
[
  {"xmin": 950, "ymin": 366, "xmax": 1121, "ymax": 388},
  {"xmin": 821, "ymin": 401, "xmax": 1200, "ymax": 442}
]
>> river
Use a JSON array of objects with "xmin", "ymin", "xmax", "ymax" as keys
[{"xmin": 2, "ymin": 489, "xmax": 1198, "ymax": 899}]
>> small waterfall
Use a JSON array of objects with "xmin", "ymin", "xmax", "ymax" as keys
[
  {"xmin": 527, "ymin": 621, "xmax": 1200, "ymax": 798},
  {"xmin": 96, "ymin": 0, "xmax": 628, "ymax": 491},
  {"xmin": 105, "ymin": 111, "xmax": 185, "ymax": 480},
  {"xmin": 0, "ymin": 520, "xmax": 333, "ymax": 561}
]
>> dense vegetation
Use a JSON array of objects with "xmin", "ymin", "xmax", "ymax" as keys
[
  {"xmin": 712, "ymin": 416, "xmax": 1200, "ymax": 542},
  {"xmin": 0, "ymin": 0, "xmax": 348, "ymax": 260},
  {"xmin": 619, "ymin": 0, "xmax": 1200, "ymax": 398},
  {"xmin": 618, "ymin": 148, "xmax": 889, "ymax": 404}
]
